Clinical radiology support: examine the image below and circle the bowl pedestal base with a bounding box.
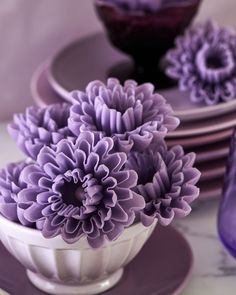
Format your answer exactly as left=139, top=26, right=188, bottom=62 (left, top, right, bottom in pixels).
left=27, top=268, right=124, bottom=295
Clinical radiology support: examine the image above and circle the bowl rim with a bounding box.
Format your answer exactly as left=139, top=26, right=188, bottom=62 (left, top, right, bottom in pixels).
left=95, top=0, right=202, bottom=16
left=0, top=214, right=157, bottom=249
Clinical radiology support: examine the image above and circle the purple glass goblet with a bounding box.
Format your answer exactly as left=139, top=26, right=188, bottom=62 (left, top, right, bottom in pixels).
left=95, top=0, right=202, bottom=88
left=218, top=129, right=236, bottom=258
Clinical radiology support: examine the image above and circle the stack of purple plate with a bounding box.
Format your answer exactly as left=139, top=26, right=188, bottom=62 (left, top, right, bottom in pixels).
left=164, top=87, right=235, bottom=200
left=31, top=33, right=236, bottom=202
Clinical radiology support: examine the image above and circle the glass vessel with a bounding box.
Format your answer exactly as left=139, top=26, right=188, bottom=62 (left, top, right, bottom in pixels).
left=218, top=128, right=236, bottom=258
left=95, top=0, right=202, bottom=87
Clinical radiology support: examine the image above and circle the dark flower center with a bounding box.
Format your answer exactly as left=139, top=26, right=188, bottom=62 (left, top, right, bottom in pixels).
left=42, top=106, right=70, bottom=132
left=127, top=152, right=167, bottom=185
left=196, top=43, right=234, bottom=83
left=94, top=91, right=142, bottom=135
left=139, top=164, right=156, bottom=185
left=101, top=92, right=136, bottom=115
left=60, top=181, right=86, bottom=207
left=206, top=53, right=225, bottom=69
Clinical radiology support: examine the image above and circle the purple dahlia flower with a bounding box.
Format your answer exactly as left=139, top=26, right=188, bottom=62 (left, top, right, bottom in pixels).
left=18, top=132, right=145, bottom=248
left=8, top=103, right=75, bottom=160
left=69, top=78, right=179, bottom=153
left=0, top=161, right=32, bottom=226
left=166, top=21, right=236, bottom=105
left=126, top=141, right=200, bottom=227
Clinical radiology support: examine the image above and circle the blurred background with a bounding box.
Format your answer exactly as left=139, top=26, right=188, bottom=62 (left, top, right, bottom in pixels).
left=1, top=0, right=236, bottom=121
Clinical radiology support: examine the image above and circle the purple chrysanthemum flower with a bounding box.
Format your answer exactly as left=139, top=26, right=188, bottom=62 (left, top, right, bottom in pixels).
left=0, top=161, right=33, bottom=226
left=166, top=21, right=236, bottom=105
left=126, top=140, right=200, bottom=227
left=8, top=103, right=75, bottom=160
left=69, top=78, right=179, bottom=153
left=97, top=0, right=197, bottom=13
left=18, top=132, right=145, bottom=248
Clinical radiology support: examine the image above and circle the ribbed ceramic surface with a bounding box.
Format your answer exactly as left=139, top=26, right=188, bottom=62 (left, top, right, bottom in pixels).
left=0, top=218, right=156, bottom=285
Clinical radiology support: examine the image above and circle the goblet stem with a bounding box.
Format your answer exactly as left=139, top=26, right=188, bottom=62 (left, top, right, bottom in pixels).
left=133, top=56, right=175, bottom=89
left=108, top=56, right=176, bottom=89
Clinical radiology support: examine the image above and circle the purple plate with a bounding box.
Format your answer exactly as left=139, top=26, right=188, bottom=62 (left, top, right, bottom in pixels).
left=197, top=157, right=227, bottom=182
left=47, top=33, right=236, bottom=122
left=167, top=112, right=236, bottom=138
left=192, top=140, right=230, bottom=163
left=30, top=66, right=233, bottom=156
left=31, top=61, right=236, bottom=138
left=31, top=65, right=233, bottom=151
left=166, top=128, right=233, bottom=148
left=0, top=226, right=193, bottom=295
left=31, top=63, right=62, bottom=107
left=199, top=177, right=223, bottom=200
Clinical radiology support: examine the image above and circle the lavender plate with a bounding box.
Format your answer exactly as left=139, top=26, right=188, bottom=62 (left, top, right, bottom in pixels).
left=199, top=178, right=223, bottom=200
left=166, top=128, right=233, bottom=148
left=31, top=63, right=62, bottom=107
left=0, top=226, right=192, bottom=295
left=31, top=63, right=236, bottom=139
left=161, top=87, right=236, bottom=122
left=193, top=141, right=230, bottom=163
left=197, top=158, right=227, bottom=182
left=167, top=138, right=230, bottom=163
left=167, top=112, right=236, bottom=138
left=47, top=33, right=236, bottom=122
left=196, top=149, right=228, bottom=164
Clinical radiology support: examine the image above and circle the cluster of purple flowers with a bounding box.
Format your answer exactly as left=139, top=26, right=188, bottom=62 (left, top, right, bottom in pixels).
left=0, top=78, right=200, bottom=248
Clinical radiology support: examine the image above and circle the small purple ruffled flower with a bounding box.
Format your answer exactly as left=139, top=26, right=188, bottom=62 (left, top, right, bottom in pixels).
left=69, top=78, right=179, bottom=153
left=0, top=161, right=32, bottom=226
left=166, top=21, right=236, bottom=105
left=126, top=141, right=200, bottom=227
left=8, top=103, right=75, bottom=160
left=18, top=132, right=145, bottom=248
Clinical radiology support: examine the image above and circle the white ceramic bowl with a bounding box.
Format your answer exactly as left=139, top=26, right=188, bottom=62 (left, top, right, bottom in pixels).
left=0, top=215, right=156, bottom=295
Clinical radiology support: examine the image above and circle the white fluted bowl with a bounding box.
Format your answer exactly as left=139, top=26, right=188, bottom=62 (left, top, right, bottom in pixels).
left=0, top=215, right=156, bottom=295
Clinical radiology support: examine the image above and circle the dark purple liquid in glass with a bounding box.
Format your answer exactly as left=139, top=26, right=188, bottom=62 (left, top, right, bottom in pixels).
left=218, top=129, right=236, bottom=258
